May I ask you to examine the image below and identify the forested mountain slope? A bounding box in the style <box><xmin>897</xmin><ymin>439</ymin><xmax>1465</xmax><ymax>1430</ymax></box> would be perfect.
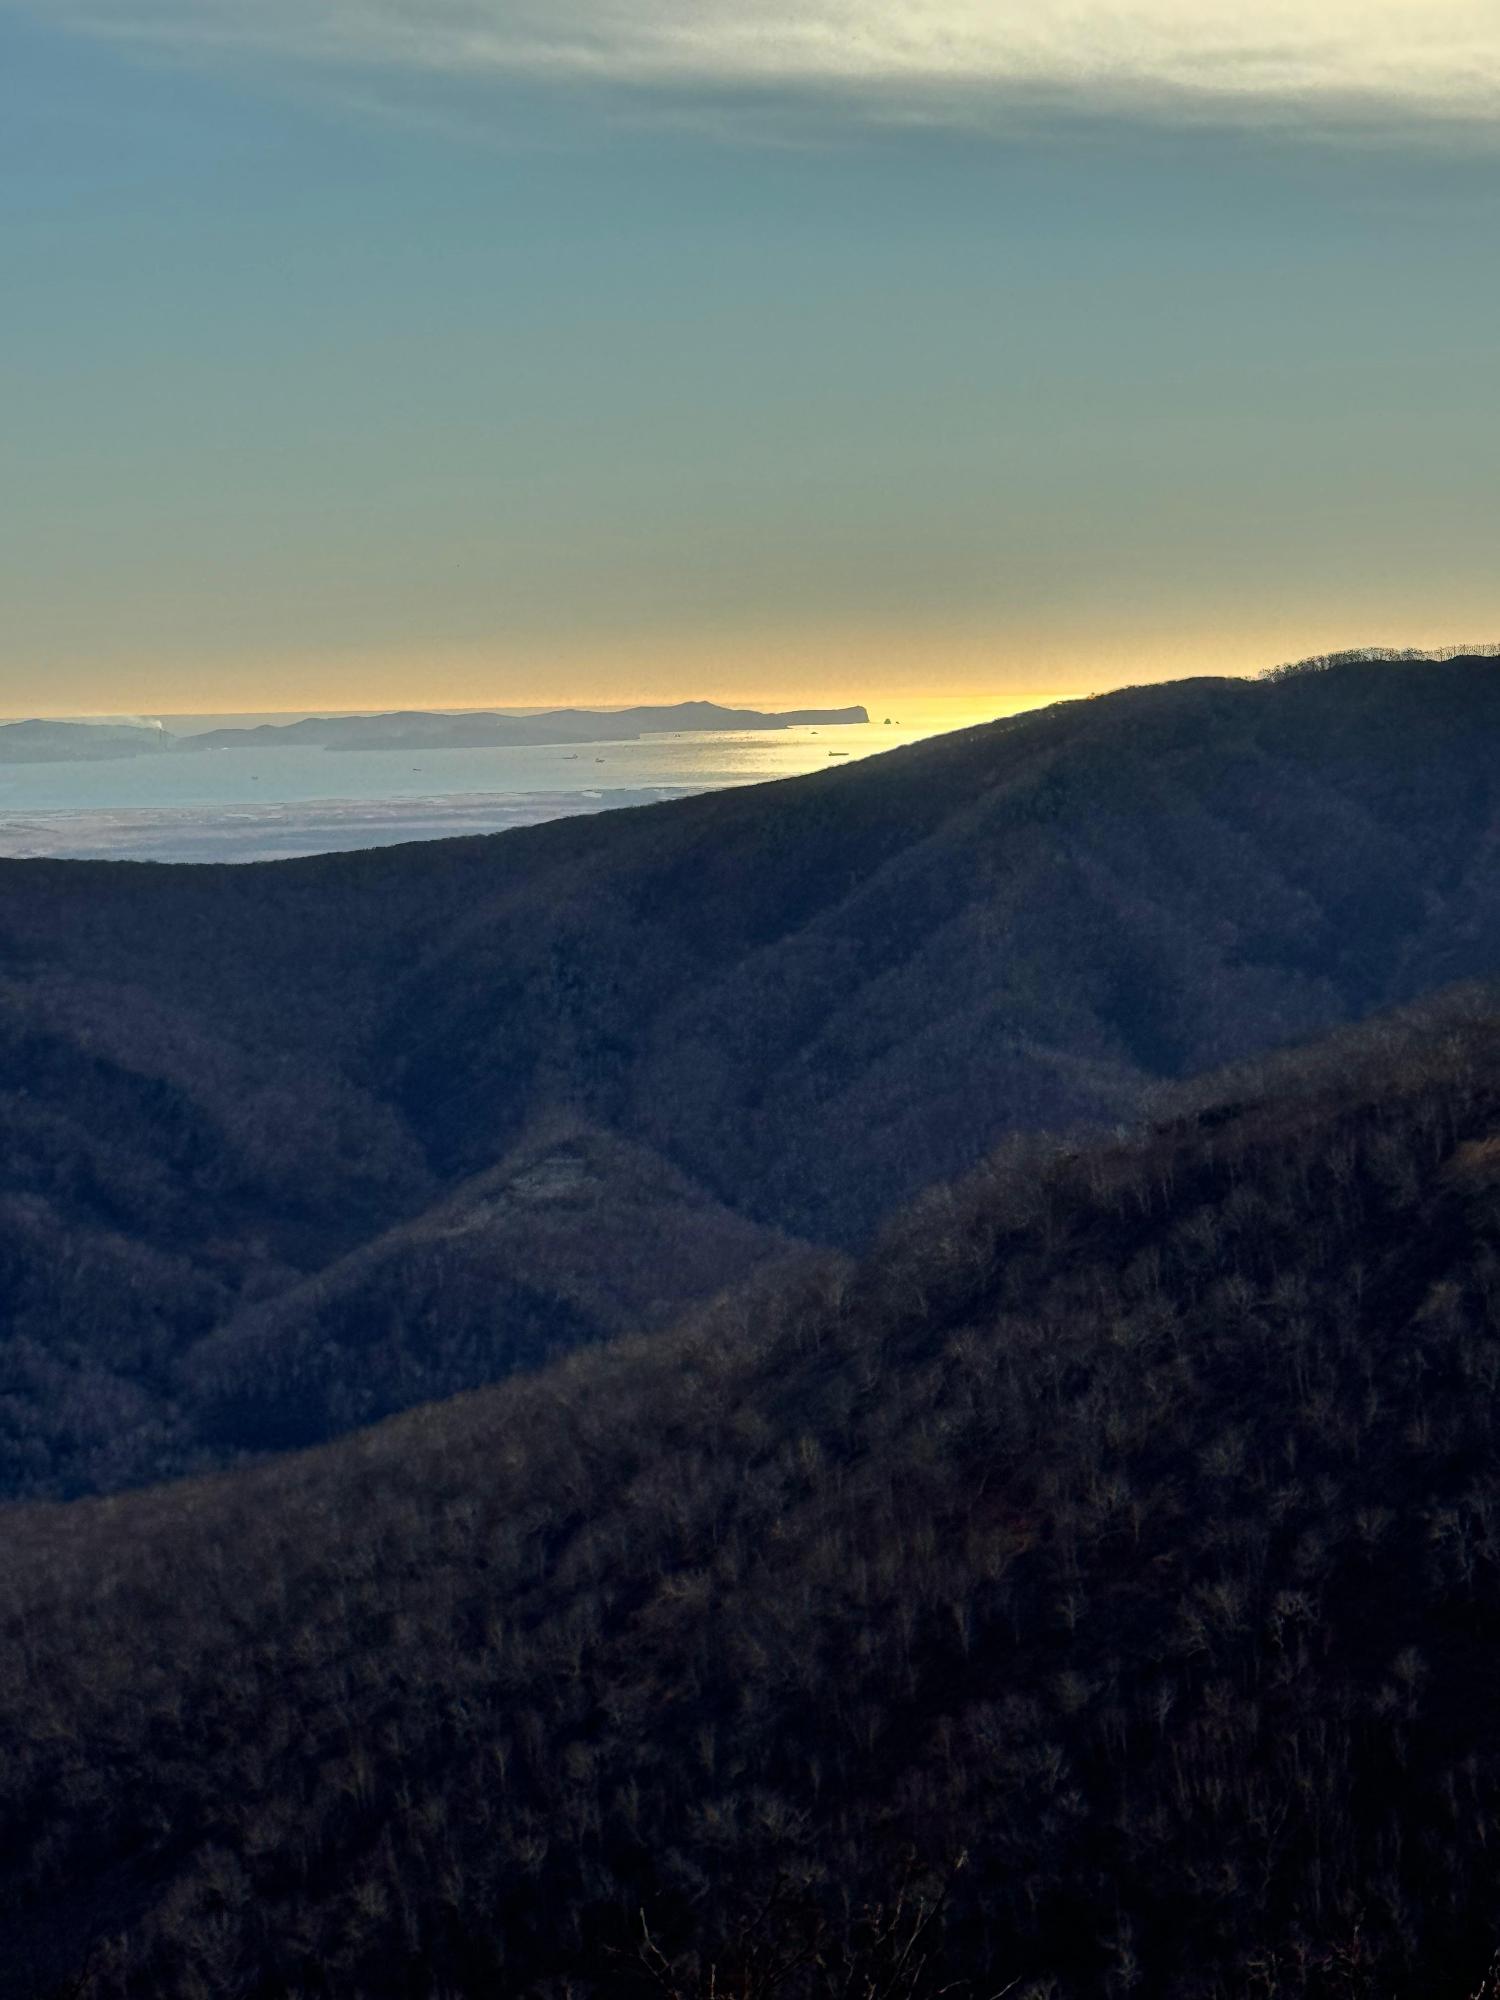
<box><xmin>10</xmin><ymin>654</ymin><xmax>1500</xmax><ymax>1496</ymax></box>
<box><xmin>175</xmin><ymin>1119</ymin><xmax>809</xmax><ymax>1460</ymax></box>
<box><xmin>7</xmin><ymin>998</ymin><xmax>1500</xmax><ymax>1998</ymax></box>
<box><xmin>0</xmin><ymin>1113</ymin><xmax>803</xmax><ymax>1495</ymax></box>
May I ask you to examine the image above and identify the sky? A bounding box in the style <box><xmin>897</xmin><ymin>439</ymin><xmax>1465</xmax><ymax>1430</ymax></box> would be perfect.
<box><xmin>2</xmin><ymin>2</ymin><xmax>1499</xmax><ymax>716</ymax></box>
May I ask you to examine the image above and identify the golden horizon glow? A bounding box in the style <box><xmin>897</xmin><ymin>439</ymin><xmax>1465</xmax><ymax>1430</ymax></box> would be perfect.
<box><xmin>7</xmin><ymin>5</ymin><xmax>1500</xmax><ymax>723</ymax></box>
<box><xmin>12</xmin><ymin>614</ymin><xmax>1499</xmax><ymax>724</ymax></box>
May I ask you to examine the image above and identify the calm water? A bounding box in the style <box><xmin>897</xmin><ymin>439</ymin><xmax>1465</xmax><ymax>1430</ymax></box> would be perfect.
<box><xmin>0</xmin><ymin>703</ymin><xmax>1016</xmax><ymax>863</ymax></box>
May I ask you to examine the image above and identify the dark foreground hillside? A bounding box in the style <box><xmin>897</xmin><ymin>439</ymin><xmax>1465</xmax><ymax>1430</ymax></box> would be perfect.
<box><xmin>12</xmin><ymin>652</ymin><xmax>1500</xmax><ymax>1497</ymax></box>
<box><xmin>7</xmin><ymin>997</ymin><xmax>1500</xmax><ymax>1998</ymax></box>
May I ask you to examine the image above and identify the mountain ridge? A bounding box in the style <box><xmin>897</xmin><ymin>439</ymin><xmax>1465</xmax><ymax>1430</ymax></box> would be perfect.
<box><xmin>9</xmin><ymin>657</ymin><xmax>1500</xmax><ymax>1498</ymax></box>
<box><xmin>180</xmin><ymin>700</ymin><xmax>870</xmax><ymax>752</ymax></box>
<box><xmin>7</xmin><ymin>987</ymin><xmax>1500</xmax><ymax>1997</ymax></box>
<box><xmin>0</xmin><ymin>701</ymin><xmax>871</xmax><ymax>761</ymax></box>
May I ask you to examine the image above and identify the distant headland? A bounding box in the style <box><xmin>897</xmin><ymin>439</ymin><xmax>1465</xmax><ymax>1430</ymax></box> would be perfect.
<box><xmin>0</xmin><ymin>701</ymin><xmax>870</xmax><ymax>764</ymax></box>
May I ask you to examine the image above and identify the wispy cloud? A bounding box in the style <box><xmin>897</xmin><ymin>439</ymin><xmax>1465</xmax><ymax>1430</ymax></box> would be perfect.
<box><xmin>18</xmin><ymin>1</ymin><xmax>1500</xmax><ymax>129</ymax></box>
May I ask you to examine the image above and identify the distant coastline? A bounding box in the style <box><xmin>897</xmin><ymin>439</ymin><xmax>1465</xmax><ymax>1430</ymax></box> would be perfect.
<box><xmin>0</xmin><ymin>701</ymin><xmax>869</xmax><ymax>765</ymax></box>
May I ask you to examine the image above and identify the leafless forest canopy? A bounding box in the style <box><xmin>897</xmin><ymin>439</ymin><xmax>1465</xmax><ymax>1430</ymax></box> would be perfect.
<box><xmin>7</xmin><ymin>659</ymin><xmax>1500</xmax><ymax>1995</ymax></box>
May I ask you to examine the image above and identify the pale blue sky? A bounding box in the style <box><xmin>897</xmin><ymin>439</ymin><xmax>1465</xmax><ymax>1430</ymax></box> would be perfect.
<box><xmin>3</xmin><ymin>3</ymin><xmax>1499</xmax><ymax>713</ymax></box>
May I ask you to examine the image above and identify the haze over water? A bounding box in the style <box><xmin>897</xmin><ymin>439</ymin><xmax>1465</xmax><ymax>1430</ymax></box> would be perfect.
<box><xmin>0</xmin><ymin>697</ymin><xmax>1011</xmax><ymax>862</ymax></box>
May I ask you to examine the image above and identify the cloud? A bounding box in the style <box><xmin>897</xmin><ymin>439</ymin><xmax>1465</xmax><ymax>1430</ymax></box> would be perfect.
<box><xmin>20</xmin><ymin>0</ymin><xmax>1500</xmax><ymax>128</ymax></box>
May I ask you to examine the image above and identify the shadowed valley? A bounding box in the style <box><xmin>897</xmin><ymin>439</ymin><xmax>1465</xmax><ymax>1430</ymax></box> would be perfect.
<box><xmin>10</xmin><ymin>657</ymin><xmax>1500</xmax><ymax>1498</ymax></box>
<box><xmin>7</xmin><ymin>989</ymin><xmax>1500</xmax><ymax>1996</ymax></box>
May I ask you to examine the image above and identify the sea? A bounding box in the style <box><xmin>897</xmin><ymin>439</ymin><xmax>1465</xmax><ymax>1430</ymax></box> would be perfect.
<box><xmin>0</xmin><ymin>699</ymin><xmax>1019</xmax><ymax>864</ymax></box>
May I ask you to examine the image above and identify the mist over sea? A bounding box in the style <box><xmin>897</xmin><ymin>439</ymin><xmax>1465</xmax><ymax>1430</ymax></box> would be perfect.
<box><xmin>0</xmin><ymin>709</ymin><xmax>997</xmax><ymax>862</ymax></box>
